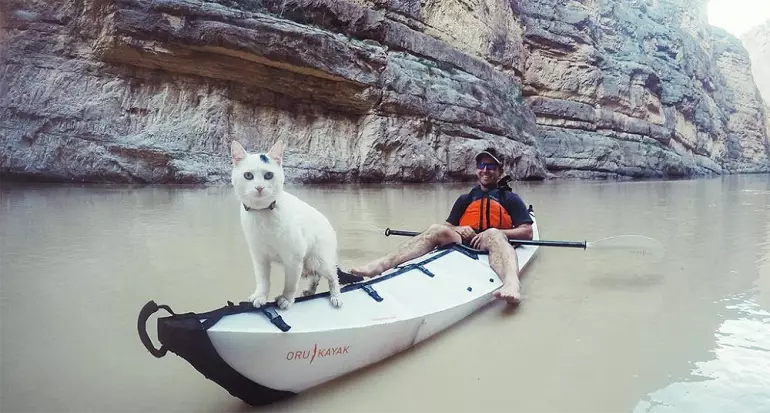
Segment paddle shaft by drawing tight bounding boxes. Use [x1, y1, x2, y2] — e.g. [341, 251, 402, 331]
[384, 228, 587, 249]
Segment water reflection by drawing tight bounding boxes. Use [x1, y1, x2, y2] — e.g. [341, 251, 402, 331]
[634, 294, 770, 413]
[635, 191, 770, 413]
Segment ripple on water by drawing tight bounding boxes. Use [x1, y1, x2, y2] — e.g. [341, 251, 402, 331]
[634, 295, 770, 413]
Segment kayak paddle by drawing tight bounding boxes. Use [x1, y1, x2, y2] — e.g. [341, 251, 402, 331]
[383, 228, 665, 260]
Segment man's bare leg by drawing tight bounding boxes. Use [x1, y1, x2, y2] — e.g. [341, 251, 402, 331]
[350, 224, 462, 278]
[477, 229, 522, 305]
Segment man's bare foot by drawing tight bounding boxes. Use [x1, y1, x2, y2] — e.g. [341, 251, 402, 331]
[349, 261, 386, 278]
[493, 282, 521, 305]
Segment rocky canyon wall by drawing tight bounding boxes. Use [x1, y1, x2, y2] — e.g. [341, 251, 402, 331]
[1, 0, 768, 184]
[742, 21, 770, 145]
[514, 0, 769, 177]
[742, 21, 770, 104]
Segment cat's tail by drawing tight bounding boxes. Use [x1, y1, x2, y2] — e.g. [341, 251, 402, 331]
[336, 267, 364, 284]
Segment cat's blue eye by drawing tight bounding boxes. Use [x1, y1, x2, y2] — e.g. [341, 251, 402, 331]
[264, 172, 274, 180]
[244, 172, 254, 180]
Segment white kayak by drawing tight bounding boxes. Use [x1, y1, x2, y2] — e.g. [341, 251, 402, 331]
[138, 208, 540, 406]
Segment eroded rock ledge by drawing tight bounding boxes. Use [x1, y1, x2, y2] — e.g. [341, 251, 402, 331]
[515, 0, 769, 177]
[1, 0, 768, 184]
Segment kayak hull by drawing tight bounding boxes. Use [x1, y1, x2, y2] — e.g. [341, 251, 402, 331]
[141, 211, 539, 406]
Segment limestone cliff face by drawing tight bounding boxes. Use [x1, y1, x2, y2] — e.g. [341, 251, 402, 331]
[710, 27, 770, 172]
[742, 21, 770, 146]
[1, 0, 768, 184]
[742, 21, 770, 104]
[1, 0, 545, 184]
[514, 0, 769, 177]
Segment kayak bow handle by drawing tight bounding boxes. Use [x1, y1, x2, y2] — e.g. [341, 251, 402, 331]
[138, 300, 174, 358]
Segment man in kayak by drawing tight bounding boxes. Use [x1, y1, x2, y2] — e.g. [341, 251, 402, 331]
[349, 147, 534, 305]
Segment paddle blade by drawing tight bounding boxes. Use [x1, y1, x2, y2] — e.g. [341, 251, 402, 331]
[343, 221, 388, 234]
[586, 235, 665, 261]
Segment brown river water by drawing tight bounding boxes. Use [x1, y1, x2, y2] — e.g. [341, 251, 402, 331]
[1, 175, 769, 413]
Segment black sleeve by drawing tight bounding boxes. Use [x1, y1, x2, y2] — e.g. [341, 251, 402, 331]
[503, 192, 533, 226]
[446, 194, 471, 225]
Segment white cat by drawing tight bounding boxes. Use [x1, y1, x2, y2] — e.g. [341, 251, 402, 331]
[230, 140, 343, 310]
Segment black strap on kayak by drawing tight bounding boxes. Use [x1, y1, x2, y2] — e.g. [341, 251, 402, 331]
[195, 301, 292, 332]
[396, 263, 435, 278]
[141, 299, 293, 336]
[391, 247, 455, 277]
[417, 265, 435, 277]
[450, 244, 480, 260]
[197, 301, 249, 330]
[261, 306, 291, 332]
[361, 284, 383, 302]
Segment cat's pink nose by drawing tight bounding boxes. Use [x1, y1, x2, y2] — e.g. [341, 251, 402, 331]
[256, 186, 264, 193]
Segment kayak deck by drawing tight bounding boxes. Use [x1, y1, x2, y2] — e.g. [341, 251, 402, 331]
[139, 210, 540, 406]
[209, 220, 539, 335]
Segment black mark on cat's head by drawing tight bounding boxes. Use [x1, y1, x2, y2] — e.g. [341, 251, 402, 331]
[259, 154, 269, 163]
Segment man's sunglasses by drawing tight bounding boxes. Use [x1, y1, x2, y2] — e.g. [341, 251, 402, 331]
[477, 162, 498, 171]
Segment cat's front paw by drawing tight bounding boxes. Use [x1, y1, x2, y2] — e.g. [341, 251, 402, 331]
[276, 295, 295, 310]
[330, 295, 343, 308]
[248, 291, 268, 307]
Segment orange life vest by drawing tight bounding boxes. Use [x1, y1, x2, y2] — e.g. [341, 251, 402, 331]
[458, 189, 513, 231]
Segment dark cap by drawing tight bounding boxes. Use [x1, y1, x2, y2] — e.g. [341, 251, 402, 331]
[475, 147, 504, 165]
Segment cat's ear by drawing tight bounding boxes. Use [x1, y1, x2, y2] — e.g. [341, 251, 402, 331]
[267, 140, 285, 166]
[231, 141, 247, 166]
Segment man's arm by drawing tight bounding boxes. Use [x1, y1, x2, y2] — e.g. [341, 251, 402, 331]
[500, 224, 533, 241]
[444, 195, 476, 241]
[445, 194, 469, 226]
[501, 193, 534, 241]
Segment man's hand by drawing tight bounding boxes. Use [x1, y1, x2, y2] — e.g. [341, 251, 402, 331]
[470, 229, 498, 249]
[454, 226, 476, 242]
[469, 232, 483, 249]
